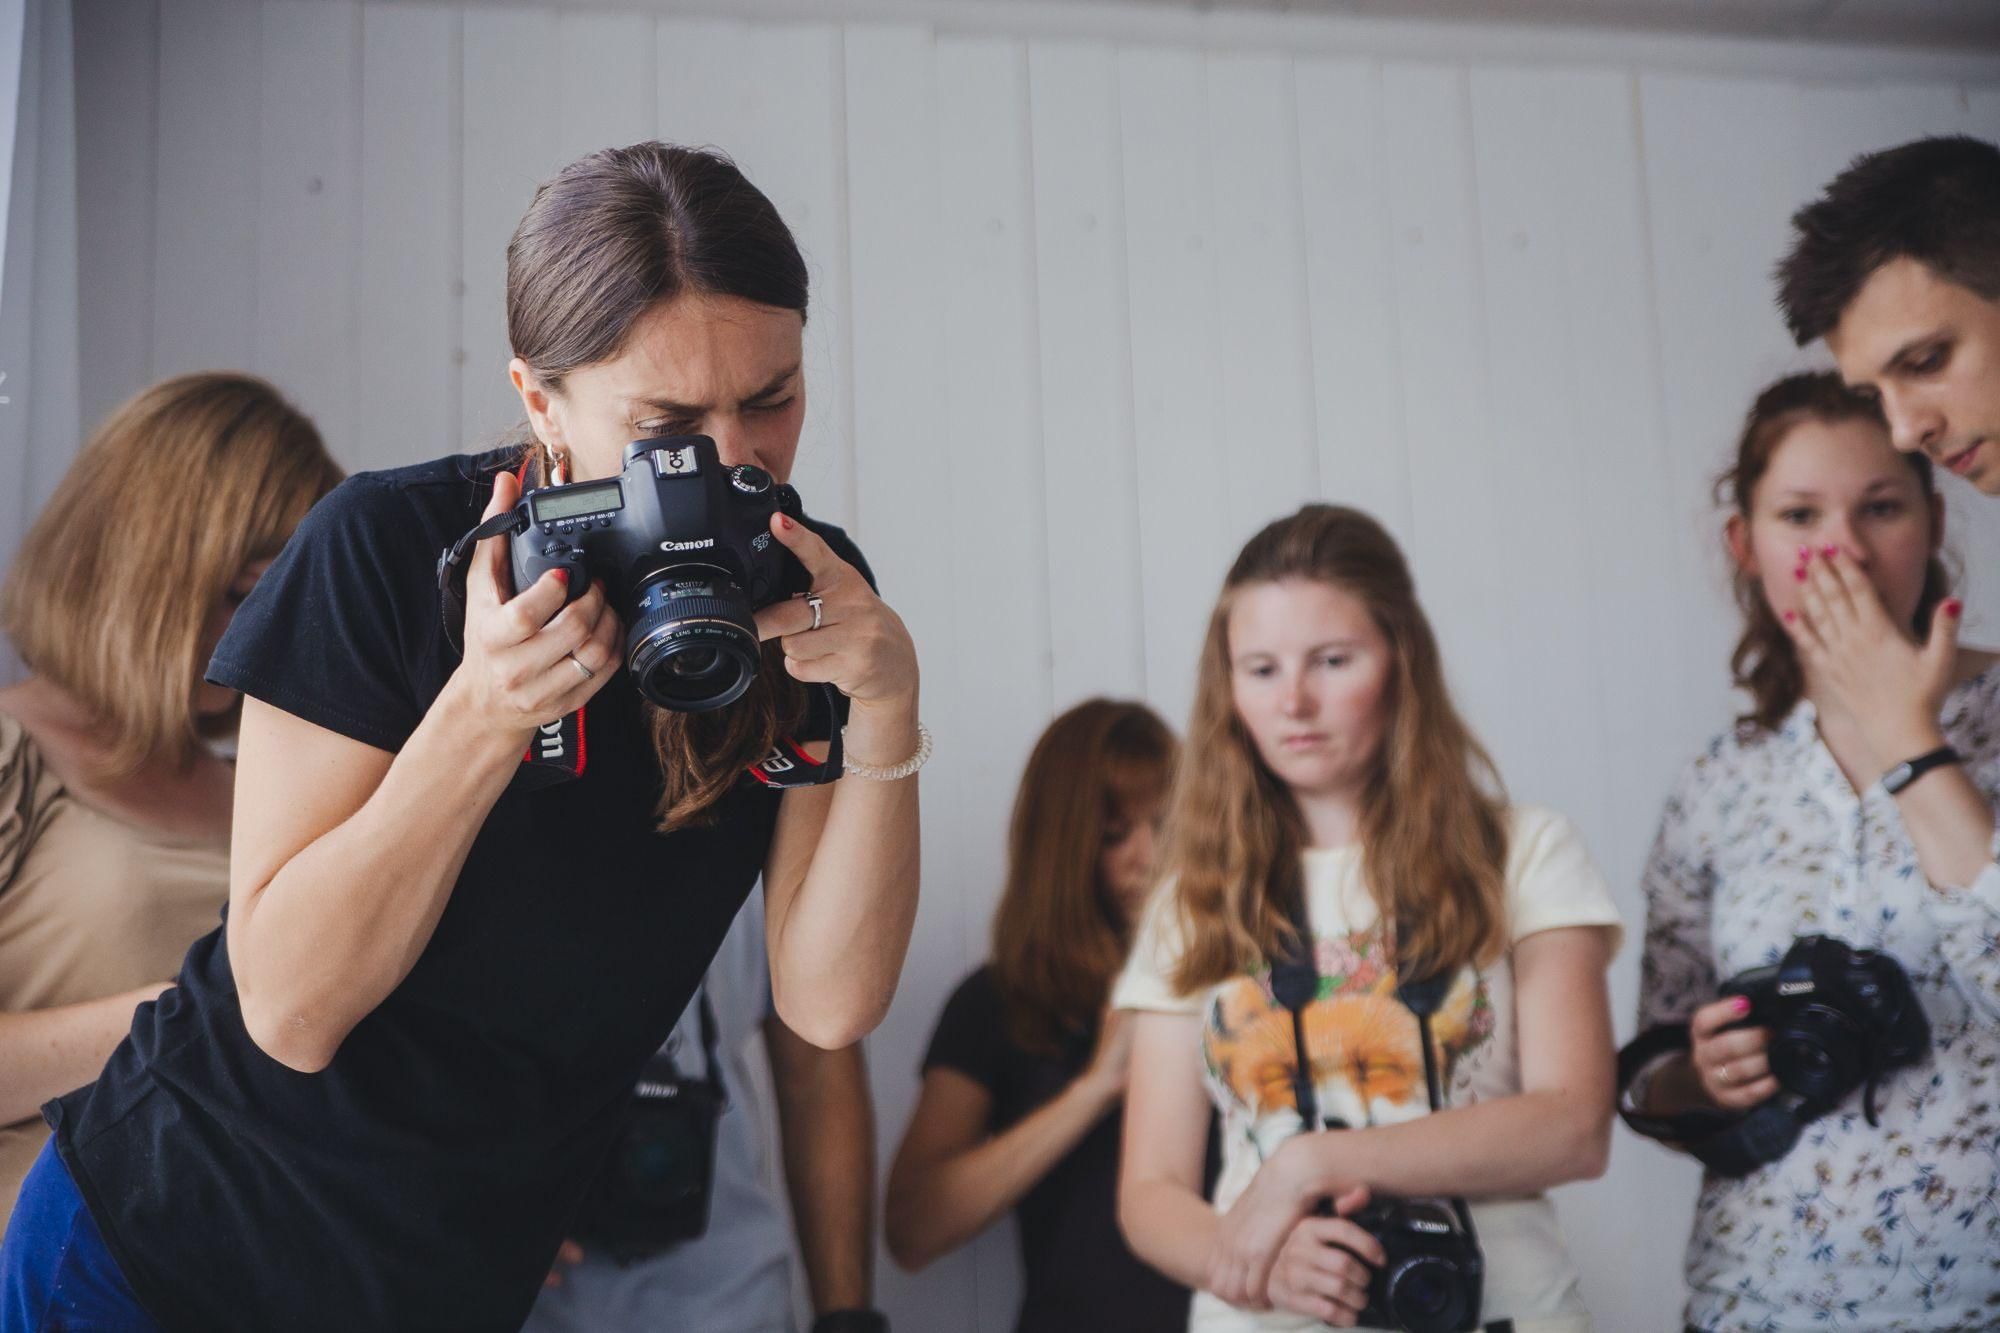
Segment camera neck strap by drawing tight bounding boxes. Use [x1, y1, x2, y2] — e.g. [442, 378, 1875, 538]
[644, 989, 727, 1104]
[1615, 1022, 1806, 1178]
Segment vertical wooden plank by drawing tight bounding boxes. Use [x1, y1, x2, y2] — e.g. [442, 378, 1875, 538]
[357, 1, 457, 471]
[1028, 39, 1146, 707]
[842, 24, 974, 1333]
[553, 11, 654, 169]
[1639, 73, 1811, 729]
[153, 0, 261, 379]
[1468, 63, 1698, 1328]
[72, 0, 158, 434]
[256, 0, 361, 460]
[1295, 56, 1413, 547]
[1118, 45, 1226, 728]
[1376, 63, 1518, 755]
[1206, 52, 1318, 541]
[657, 19, 856, 530]
[460, 6, 560, 447]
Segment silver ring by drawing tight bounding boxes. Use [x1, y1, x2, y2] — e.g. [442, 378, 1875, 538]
[806, 594, 824, 633]
[1717, 1062, 1734, 1086]
[566, 651, 594, 682]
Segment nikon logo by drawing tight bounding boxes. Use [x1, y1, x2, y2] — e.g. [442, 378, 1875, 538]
[1778, 980, 1815, 996]
[634, 1080, 685, 1099]
[537, 719, 564, 760]
[660, 537, 716, 552]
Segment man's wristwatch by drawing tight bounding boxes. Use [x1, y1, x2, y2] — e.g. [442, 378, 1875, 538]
[812, 1311, 889, 1333]
[1881, 744, 1962, 795]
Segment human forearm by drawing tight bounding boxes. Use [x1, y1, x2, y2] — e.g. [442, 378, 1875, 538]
[772, 1030, 875, 1312]
[231, 681, 525, 1071]
[887, 1069, 1118, 1269]
[0, 986, 168, 1124]
[1119, 1176, 1219, 1292]
[769, 695, 921, 1048]
[1290, 1090, 1611, 1201]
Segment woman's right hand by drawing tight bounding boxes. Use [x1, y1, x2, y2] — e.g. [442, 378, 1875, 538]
[1265, 1187, 1383, 1327]
[455, 471, 620, 739]
[1688, 995, 1778, 1110]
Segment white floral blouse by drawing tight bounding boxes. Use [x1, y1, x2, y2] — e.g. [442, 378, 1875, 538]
[1640, 666, 2000, 1333]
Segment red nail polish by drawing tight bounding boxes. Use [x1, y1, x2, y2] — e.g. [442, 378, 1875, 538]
[1794, 566, 1808, 581]
[1796, 545, 1810, 560]
[551, 568, 569, 587]
[1946, 599, 1964, 617]
[779, 514, 795, 531]
[1731, 996, 1751, 1015]
[1821, 544, 1837, 558]
[1782, 610, 1796, 624]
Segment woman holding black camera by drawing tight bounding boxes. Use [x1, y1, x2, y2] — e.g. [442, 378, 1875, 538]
[0, 143, 922, 1333]
[1114, 504, 1621, 1332]
[1631, 372, 2000, 1332]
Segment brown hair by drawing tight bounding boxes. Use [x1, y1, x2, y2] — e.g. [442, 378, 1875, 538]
[2, 373, 341, 773]
[990, 699, 1177, 1058]
[1716, 371, 1948, 732]
[505, 142, 811, 829]
[1165, 505, 1509, 993]
[1778, 135, 2000, 346]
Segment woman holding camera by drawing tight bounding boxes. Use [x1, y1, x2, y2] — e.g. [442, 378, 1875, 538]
[1115, 505, 1620, 1331]
[887, 698, 1195, 1332]
[0, 143, 922, 1333]
[0, 374, 339, 1222]
[1631, 372, 2000, 1332]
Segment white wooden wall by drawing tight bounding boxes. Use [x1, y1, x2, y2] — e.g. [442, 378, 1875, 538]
[57, 2, 2000, 1329]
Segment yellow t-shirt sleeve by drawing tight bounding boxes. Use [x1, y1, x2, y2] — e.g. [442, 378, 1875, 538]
[1504, 805, 1625, 957]
[1110, 880, 1206, 1015]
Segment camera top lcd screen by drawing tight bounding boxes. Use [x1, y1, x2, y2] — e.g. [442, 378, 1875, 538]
[533, 480, 624, 523]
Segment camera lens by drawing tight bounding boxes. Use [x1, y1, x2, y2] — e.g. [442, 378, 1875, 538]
[625, 571, 761, 712]
[1773, 1008, 1865, 1104]
[1389, 1256, 1470, 1332]
[622, 1134, 701, 1207]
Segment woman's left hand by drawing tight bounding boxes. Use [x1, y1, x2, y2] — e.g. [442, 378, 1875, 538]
[1208, 1134, 1329, 1310]
[753, 514, 918, 710]
[1787, 545, 1960, 761]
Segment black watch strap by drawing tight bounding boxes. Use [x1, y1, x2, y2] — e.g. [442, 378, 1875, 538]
[812, 1310, 889, 1333]
[1881, 744, 1961, 795]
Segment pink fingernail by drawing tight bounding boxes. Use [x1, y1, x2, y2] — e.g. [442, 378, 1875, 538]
[1794, 566, 1808, 581]
[1782, 610, 1797, 624]
[1731, 996, 1751, 1015]
[1821, 544, 1838, 558]
[1796, 545, 1810, 560]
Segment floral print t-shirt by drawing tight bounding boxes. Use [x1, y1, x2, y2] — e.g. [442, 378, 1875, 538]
[1114, 805, 1623, 1333]
[1640, 666, 2000, 1333]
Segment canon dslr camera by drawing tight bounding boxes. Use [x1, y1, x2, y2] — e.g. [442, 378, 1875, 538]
[507, 435, 810, 711]
[1342, 1195, 1482, 1333]
[1720, 933, 1929, 1123]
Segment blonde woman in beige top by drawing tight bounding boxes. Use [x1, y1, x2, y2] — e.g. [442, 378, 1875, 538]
[0, 373, 340, 1220]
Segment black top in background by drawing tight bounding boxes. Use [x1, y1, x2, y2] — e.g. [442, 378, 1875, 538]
[922, 965, 1212, 1333]
[46, 448, 868, 1333]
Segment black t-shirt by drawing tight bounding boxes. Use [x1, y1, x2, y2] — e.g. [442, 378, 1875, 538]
[45, 448, 868, 1333]
[922, 965, 1205, 1333]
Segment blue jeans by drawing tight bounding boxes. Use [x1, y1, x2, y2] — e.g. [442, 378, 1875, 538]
[0, 1140, 162, 1332]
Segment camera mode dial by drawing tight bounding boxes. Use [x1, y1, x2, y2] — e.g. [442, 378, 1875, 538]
[730, 465, 773, 495]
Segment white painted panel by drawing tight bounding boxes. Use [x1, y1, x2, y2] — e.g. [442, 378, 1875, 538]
[1206, 52, 1318, 543]
[1118, 44, 1227, 728]
[358, 2, 458, 470]
[1295, 56, 1413, 547]
[461, 6, 561, 447]
[71, 0, 157, 434]
[657, 18, 856, 528]
[841, 24, 977, 1333]
[256, 1, 361, 459]
[153, 0, 261, 379]
[1640, 73, 1811, 730]
[1377, 63, 1520, 758]
[1468, 62, 1701, 1323]
[1028, 39, 1147, 706]
[554, 11, 654, 170]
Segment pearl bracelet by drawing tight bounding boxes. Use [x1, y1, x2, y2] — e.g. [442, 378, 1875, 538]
[840, 722, 932, 781]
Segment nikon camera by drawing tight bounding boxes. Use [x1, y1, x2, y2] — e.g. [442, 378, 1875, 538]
[508, 435, 811, 712]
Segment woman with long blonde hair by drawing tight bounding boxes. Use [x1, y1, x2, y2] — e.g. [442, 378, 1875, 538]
[0, 373, 341, 1220]
[1115, 504, 1620, 1331]
[887, 698, 1194, 1332]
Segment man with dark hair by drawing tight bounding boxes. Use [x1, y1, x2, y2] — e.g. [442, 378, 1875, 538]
[1777, 134, 2000, 493]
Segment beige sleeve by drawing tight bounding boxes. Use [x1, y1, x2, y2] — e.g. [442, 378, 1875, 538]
[1109, 879, 1205, 1015]
[1504, 805, 1625, 957]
